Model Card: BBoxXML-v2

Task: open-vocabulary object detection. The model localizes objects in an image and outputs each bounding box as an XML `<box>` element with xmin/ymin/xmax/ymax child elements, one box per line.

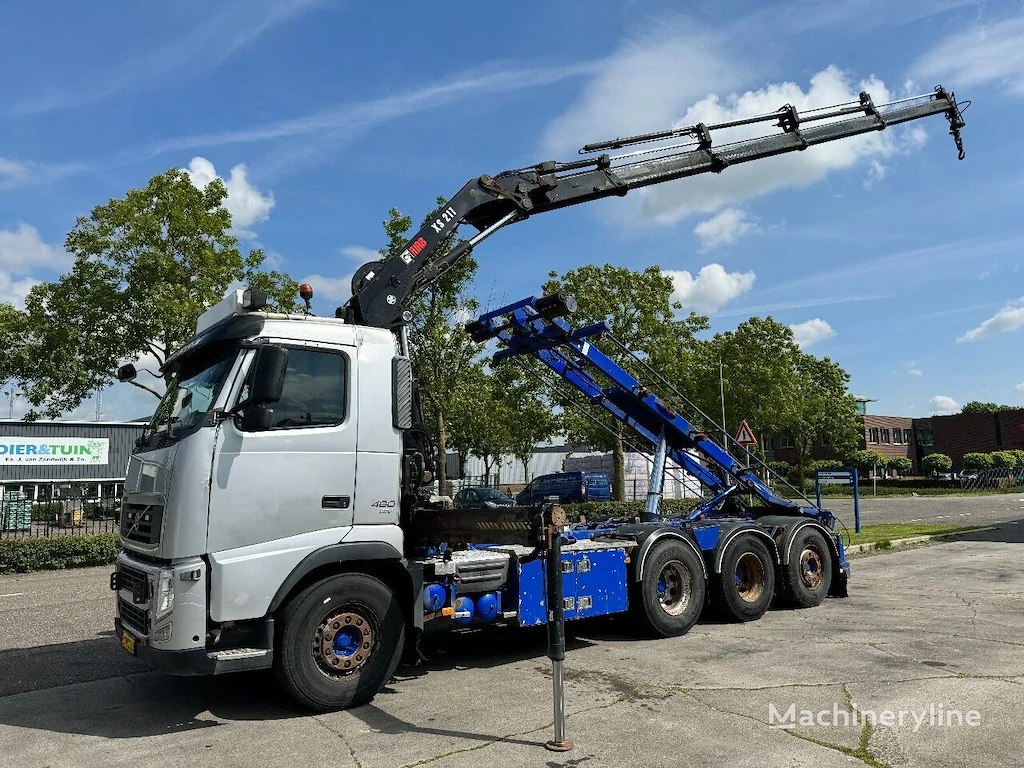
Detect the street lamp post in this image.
<box><xmin>719</xmin><ymin>359</ymin><xmax>727</xmax><ymax>446</ymax></box>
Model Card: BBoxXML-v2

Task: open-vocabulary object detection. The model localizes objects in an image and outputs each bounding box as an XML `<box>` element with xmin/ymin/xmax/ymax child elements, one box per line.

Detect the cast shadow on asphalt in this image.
<box><xmin>3</xmin><ymin>519</ymin><xmax>1019</xmax><ymax>743</ymax></box>
<box><xmin>948</xmin><ymin>518</ymin><xmax>1024</xmax><ymax>544</ymax></box>
<box><xmin>0</xmin><ymin>620</ymin><xmax>613</xmax><ymax>744</ymax></box>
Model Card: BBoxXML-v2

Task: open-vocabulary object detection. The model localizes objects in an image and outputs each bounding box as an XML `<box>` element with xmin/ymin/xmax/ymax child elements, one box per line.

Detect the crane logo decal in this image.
<box><xmin>399</xmin><ymin>237</ymin><xmax>428</xmax><ymax>264</ymax></box>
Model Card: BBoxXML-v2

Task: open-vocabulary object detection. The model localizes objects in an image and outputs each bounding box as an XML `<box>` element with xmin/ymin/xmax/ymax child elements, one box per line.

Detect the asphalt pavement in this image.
<box><xmin>0</xmin><ymin>502</ymin><xmax>1022</xmax><ymax>767</ymax></box>
<box><xmin>822</xmin><ymin>490</ymin><xmax>1024</xmax><ymax>530</ymax></box>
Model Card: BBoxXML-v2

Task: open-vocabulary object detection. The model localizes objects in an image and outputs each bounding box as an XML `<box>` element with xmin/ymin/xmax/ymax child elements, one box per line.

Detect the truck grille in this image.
<box><xmin>119</xmin><ymin>598</ymin><xmax>150</xmax><ymax>636</ymax></box>
<box><xmin>120</xmin><ymin>504</ymin><xmax>163</xmax><ymax>545</ymax></box>
<box><xmin>118</xmin><ymin>564</ymin><xmax>149</xmax><ymax>602</ymax></box>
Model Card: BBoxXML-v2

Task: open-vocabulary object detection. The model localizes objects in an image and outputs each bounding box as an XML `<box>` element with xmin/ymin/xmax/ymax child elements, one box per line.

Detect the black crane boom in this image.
<box><xmin>340</xmin><ymin>86</ymin><xmax>966</xmax><ymax>329</ymax></box>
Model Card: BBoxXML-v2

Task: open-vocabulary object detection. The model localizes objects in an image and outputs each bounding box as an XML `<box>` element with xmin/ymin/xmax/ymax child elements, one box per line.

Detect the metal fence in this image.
<box><xmin>958</xmin><ymin>467</ymin><xmax>1024</xmax><ymax>492</ymax></box>
<box><xmin>0</xmin><ymin>483</ymin><xmax>122</xmax><ymax>540</ymax></box>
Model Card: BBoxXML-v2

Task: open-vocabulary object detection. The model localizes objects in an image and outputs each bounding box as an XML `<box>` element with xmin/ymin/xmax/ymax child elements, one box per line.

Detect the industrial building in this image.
<box><xmin>0</xmin><ymin>420</ymin><xmax>145</xmax><ymax>501</ymax></box>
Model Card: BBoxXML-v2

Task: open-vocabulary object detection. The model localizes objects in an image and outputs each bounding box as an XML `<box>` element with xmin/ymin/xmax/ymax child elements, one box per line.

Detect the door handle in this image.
<box><xmin>322</xmin><ymin>496</ymin><xmax>350</xmax><ymax>509</ymax></box>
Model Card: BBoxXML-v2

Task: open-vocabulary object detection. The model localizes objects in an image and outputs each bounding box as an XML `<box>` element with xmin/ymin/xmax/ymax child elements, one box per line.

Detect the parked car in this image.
<box><xmin>453</xmin><ymin>486</ymin><xmax>515</xmax><ymax>509</ymax></box>
<box><xmin>515</xmin><ymin>471</ymin><xmax>612</xmax><ymax>506</ymax></box>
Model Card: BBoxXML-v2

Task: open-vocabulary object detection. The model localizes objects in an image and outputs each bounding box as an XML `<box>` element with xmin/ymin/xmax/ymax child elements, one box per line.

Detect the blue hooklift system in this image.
<box><xmin>466</xmin><ymin>292</ymin><xmax>836</xmax><ymax>528</ymax></box>
<box><xmin>411</xmin><ymin>293</ymin><xmax>852</xmax><ymax>749</ymax></box>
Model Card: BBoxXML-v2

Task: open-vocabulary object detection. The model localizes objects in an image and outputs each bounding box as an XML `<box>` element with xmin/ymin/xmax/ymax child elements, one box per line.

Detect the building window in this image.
<box><xmin>880</xmin><ymin>428</ymin><xmax>891</xmax><ymax>444</ymax></box>
<box><xmin>916</xmin><ymin>428</ymin><xmax>934</xmax><ymax>447</ymax></box>
<box><xmin>821</xmin><ymin>434</ymin><xmax>831</xmax><ymax>447</ymax></box>
<box><xmin>903</xmin><ymin>429</ymin><xmax>913</xmax><ymax>444</ymax></box>
<box><xmin>779</xmin><ymin>435</ymin><xmax>794</xmax><ymax>449</ymax></box>
<box><xmin>892</xmin><ymin>430</ymin><xmax>903</xmax><ymax>444</ymax></box>
<box><xmin>869</xmin><ymin>427</ymin><xmax>880</xmax><ymax>444</ymax></box>
<box><xmin>762</xmin><ymin>436</ymin><xmax>773</xmax><ymax>451</ymax></box>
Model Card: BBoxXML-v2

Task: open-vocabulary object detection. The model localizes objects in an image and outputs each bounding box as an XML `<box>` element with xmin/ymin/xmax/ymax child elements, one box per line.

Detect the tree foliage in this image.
<box><xmin>379</xmin><ymin>203</ymin><xmax>480</xmax><ymax>492</ymax></box>
<box><xmin>960</xmin><ymin>401</ymin><xmax>1018</xmax><ymax>414</ymax></box>
<box><xmin>887</xmin><ymin>456</ymin><xmax>914</xmax><ymax>475</ymax></box>
<box><xmin>8</xmin><ymin>168</ymin><xmax>297</xmax><ymax>419</ymax></box>
<box><xmin>961</xmin><ymin>452</ymin><xmax>994</xmax><ymax>470</ymax></box>
<box><xmin>847</xmin><ymin>449</ymin><xmax>887</xmax><ymax>473</ymax></box>
<box><xmin>921</xmin><ymin>453</ymin><xmax>952</xmax><ymax>475</ymax></box>
<box><xmin>542</xmin><ymin>264</ymin><xmax>707</xmax><ymax>499</ymax></box>
<box><xmin>687</xmin><ymin>316</ymin><xmax>861</xmax><ymax>487</ymax></box>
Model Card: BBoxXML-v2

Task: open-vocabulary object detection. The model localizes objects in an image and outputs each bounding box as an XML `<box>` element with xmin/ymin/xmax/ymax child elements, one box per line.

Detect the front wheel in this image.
<box><xmin>631</xmin><ymin>539</ymin><xmax>706</xmax><ymax>637</ymax></box>
<box><xmin>276</xmin><ymin>572</ymin><xmax>405</xmax><ymax>711</ymax></box>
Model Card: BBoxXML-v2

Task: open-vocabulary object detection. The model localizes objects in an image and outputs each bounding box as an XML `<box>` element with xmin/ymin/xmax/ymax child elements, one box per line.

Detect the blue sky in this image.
<box><xmin>1</xmin><ymin>0</ymin><xmax>1022</xmax><ymax>421</ymax></box>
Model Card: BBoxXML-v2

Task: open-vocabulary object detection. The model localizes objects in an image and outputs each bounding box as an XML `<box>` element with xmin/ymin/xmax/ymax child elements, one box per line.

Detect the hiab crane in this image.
<box><xmin>111</xmin><ymin>86</ymin><xmax>967</xmax><ymax>716</ymax></box>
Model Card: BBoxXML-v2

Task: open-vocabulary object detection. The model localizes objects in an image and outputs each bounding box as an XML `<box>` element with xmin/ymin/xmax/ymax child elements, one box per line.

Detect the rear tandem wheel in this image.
<box><xmin>711</xmin><ymin>535</ymin><xmax>776</xmax><ymax>622</ymax></box>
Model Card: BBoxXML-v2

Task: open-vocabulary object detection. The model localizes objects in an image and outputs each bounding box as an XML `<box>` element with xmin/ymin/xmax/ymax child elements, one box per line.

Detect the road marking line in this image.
<box><xmin>0</xmin><ymin>593</ymin><xmax>25</xmax><ymax>598</ymax></box>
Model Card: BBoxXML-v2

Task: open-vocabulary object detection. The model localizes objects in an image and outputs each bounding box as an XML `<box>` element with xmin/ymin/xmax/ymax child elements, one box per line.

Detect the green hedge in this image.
<box><xmin>0</xmin><ymin>534</ymin><xmax>120</xmax><ymax>574</ymax></box>
<box><xmin>563</xmin><ymin>497</ymin><xmax>702</xmax><ymax>523</ymax></box>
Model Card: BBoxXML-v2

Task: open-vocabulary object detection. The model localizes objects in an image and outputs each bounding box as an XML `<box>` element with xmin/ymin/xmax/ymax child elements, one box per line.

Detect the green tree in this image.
<box><xmin>492</xmin><ymin>364</ymin><xmax>559</xmax><ymax>483</ymax></box>
<box><xmin>962</xmin><ymin>452</ymin><xmax>994</xmax><ymax>470</ymax></box>
<box><xmin>887</xmin><ymin>456</ymin><xmax>914</xmax><ymax>476</ymax></box>
<box><xmin>690</xmin><ymin>317</ymin><xmax>860</xmax><ymax>487</ymax></box>
<box><xmin>11</xmin><ymin>168</ymin><xmax>297</xmax><ymax>419</ymax></box>
<box><xmin>921</xmin><ymin>453</ymin><xmax>952</xmax><ymax>475</ymax></box>
<box><xmin>960</xmin><ymin>401</ymin><xmax>1017</xmax><ymax>414</ymax></box>
<box><xmin>542</xmin><ymin>264</ymin><xmax>707</xmax><ymax>500</ymax></box>
<box><xmin>0</xmin><ymin>305</ymin><xmax>28</xmax><ymax>391</ymax></box>
<box><xmin>989</xmin><ymin>450</ymin><xmax>1017</xmax><ymax>468</ymax></box>
<box><xmin>1010</xmin><ymin>450</ymin><xmax>1024</xmax><ymax>467</ymax></box>
<box><xmin>379</xmin><ymin>204</ymin><xmax>480</xmax><ymax>493</ymax></box>
<box><xmin>847</xmin><ymin>449</ymin><xmax>887</xmax><ymax>474</ymax></box>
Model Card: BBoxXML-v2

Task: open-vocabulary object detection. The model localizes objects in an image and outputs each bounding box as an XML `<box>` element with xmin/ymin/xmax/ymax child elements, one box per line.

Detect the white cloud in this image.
<box><xmin>340</xmin><ymin>245</ymin><xmax>381</xmax><ymax>262</ymax></box>
<box><xmin>300</xmin><ymin>273</ymin><xmax>351</xmax><ymax>303</ymax></box>
<box><xmin>1015</xmin><ymin>381</ymin><xmax>1024</xmax><ymax>393</ymax></box>
<box><xmin>0</xmin><ymin>224</ymin><xmax>67</xmax><ymax>273</ymax></box>
<box><xmin>956</xmin><ymin>298</ymin><xmax>1024</xmax><ymax>343</ymax></box>
<box><xmin>930</xmin><ymin>395</ymin><xmax>960</xmax><ymax>415</ymax></box>
<box><xmin>789</xmin><ymin>318</ymin><xmax>835</xmax><ymax>348</ymax></box>
<box><xmin>541</xmin><ymin>26</ymin><xmax>747</xmax><ymax>158</ymax></box>
<box><xmin>693</xmin><ymin>208</ymin><xmax>758</xmax><ymax>250</ymax></box>
<box><xmin>912</xmin><ymin>15</ymin><xmax>1024</xmax><ymax>97</ymax></box>
<box><xmin>0</xmin><ymin>224</ymin><xmax>70</xmax><ymax>307</ymax></box>
<box><xmin>666</xmin><ymin>263</ymin><xmax>755</xmax><ymax>313</ymax></box>
<box><xmin>186</xmin><ymin>157</ymin><xmax>274</xmax><ymax>231</ymax></box>
<box><xmin>620</xmin><ymin>66</ymin><xmax>927</xmax><ymax>225</ymax></box>
<box><xmin>904</xmin><ymin>360</ymin><xmax>923</xmax><ymax>377</ymax></box>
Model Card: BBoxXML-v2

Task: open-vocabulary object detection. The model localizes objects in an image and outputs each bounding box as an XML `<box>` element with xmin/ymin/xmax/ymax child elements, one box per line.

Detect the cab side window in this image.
<box><xmin>270</xmin><ymin>348</ymin><xmax>347</xmax><ymax>428</ymax></box>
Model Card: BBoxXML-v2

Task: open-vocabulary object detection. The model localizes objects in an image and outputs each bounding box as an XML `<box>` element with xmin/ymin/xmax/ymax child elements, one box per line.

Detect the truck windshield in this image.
<box><xmin>142</xmin><ymin>344</ymin><xmax>238</xmax><ymax>446</ymax></box>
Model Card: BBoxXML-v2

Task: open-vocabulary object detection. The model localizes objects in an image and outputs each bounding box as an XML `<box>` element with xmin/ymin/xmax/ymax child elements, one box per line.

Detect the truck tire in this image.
<box><xmin>276</xmin><ymin>572</ymin><xmax>404</xmax><ymax>711</ymax></box>
<box><xmin>780</xmin><ymin>527</ymin><xmax>833</xmax><ymax>608</ymax></box>
<box><xmin>712</xmin><ymin>536</ymin><xmax>775</xmax><ymax>622</ymax></box>
<box><xmin>632</xmin><ymin>540</ymin><xmax>706</xmax><ymax>637</ymax></box>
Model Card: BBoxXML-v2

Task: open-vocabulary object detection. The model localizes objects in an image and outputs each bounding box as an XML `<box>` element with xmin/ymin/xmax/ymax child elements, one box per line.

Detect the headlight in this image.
<box><xmin>154</xmin><ymin>570</ymin><xmax>174</xmax><ymax>619</ymax></box>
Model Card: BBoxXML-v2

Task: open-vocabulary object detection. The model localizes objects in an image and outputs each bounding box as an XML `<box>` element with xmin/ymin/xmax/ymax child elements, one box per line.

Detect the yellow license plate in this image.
<box><xmin>121</xmin><ymin>631</ymin><xmax>136</xmax><ymax>655</ymax></box>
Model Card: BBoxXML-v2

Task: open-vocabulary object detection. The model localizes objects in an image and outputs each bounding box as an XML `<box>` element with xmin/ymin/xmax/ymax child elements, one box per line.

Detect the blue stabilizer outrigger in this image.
<box><xmin>466</xmin><ymin>293</ymin><xmax>836</xmax><ymax>528</ymax></box>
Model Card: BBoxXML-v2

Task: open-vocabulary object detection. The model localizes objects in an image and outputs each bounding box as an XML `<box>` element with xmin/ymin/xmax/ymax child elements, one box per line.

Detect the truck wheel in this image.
<box><xmin>276</xmin><ymin>573</ymin><xmax>404</xmax><ymax>711</ymax></box>
<box><xmin>632</xmin><ymin>540</ymin><xmax>706</xmax><ymax>637</ymax></box>
<box><xmin>712</xmin><ymin>536</ymin><xmax>775</xmax><ymax>622</ymax></box>
<box><xmin>781</xmin><ymin>527</ymin><xmax>833</xmax><ymax>608</ymax></box>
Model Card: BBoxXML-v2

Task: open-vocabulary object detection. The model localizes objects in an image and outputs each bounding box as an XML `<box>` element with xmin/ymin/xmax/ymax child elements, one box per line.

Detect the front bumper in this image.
<box><xmin>115</xmin><ymin>617</ymin><xmax>273</xmax><ymax>675</ymax></box>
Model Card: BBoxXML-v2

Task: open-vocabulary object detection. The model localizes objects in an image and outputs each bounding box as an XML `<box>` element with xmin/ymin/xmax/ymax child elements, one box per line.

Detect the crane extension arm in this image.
<box><xmin>340</xmin><ymin>86</ymin><xmax>966</xmax><ymax>329</ymax></box>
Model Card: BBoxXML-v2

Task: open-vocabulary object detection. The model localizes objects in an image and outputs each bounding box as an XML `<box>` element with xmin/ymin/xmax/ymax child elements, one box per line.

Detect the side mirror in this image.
<box><xmin>240</xmin><ymin>405</ymin><xmax>275</xmax><ymax>432</ymax></box>
<box><xmin>250</xmin><ymin>345</ymin><xmax>288</xmax><ymax>405</ymax></box>
<box><xmin>116</xmin><ymin>364</ymin><xmax>137</xmax><ymax>383</ymax></box>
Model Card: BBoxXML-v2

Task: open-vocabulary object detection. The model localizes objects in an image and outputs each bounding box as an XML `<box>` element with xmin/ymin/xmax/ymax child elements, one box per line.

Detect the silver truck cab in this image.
<box><xmin>114</xmin><ymin>289</ymin><xmax>409</xmax><ymax>678</ymax></box>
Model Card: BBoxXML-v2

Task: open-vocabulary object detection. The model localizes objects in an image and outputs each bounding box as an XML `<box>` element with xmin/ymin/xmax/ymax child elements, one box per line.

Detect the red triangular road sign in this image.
<box><xmin>735</xmin><ymin>419</ymin><xmax>757</xmax><ymax>446</ymax></box>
